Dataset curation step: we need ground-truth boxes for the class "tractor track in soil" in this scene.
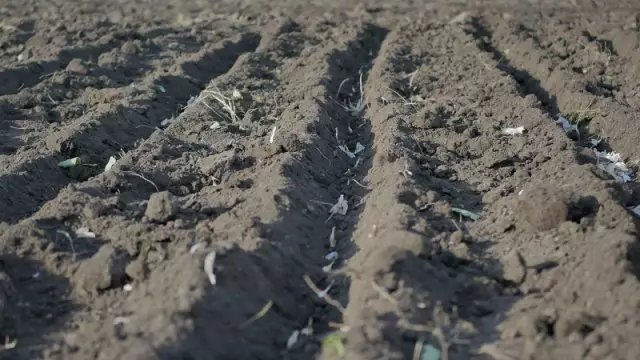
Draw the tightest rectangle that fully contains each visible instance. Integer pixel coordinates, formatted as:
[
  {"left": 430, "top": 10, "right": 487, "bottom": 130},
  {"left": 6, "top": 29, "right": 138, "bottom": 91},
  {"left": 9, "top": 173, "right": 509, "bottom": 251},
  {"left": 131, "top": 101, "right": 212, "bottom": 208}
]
[{"left": 1, "top": 1, "right": 640, "bottom": 360}]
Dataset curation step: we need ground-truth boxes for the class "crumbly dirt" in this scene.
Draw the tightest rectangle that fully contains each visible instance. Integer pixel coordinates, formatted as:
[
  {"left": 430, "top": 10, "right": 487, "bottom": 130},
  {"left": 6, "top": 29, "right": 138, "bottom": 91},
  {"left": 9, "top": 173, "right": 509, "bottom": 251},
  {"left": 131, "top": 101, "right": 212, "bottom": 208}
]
[{"left": 2, "top": 0, "right": 640, "bottom": 359}]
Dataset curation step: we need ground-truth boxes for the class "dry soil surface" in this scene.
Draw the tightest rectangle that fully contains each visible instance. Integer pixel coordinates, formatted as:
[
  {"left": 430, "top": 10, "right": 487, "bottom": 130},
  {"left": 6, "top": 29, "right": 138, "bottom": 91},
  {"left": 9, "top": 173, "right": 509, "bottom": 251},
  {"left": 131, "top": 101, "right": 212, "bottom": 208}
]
[{"left": 2, "top": 0, "right": 640, "bottom": 359}]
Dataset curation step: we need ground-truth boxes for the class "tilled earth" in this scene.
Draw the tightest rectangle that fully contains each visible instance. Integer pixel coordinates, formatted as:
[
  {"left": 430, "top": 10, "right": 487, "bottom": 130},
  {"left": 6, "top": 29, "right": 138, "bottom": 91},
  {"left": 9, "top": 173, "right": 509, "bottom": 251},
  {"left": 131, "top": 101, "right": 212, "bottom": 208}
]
[{"left": 2, "top": 0, "right": 640, "bottom": 359}]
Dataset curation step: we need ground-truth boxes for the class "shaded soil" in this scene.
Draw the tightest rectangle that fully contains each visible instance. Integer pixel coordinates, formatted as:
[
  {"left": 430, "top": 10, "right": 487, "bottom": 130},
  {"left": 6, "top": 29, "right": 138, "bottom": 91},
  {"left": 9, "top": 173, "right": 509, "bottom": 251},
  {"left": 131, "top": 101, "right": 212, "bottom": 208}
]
[{"left": 1, "top": 0, "right": 640, "bottom": 359}]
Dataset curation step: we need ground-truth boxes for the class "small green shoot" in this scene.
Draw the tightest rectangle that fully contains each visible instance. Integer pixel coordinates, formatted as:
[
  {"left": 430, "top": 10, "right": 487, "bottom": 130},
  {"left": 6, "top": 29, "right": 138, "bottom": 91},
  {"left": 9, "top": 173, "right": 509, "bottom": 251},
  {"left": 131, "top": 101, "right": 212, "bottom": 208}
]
[
  {"left": 494, "top": 48, "right": 509, "bottom": 64},
  {"left": 565, "top": 99, "right": 600, "bottom": 126},
  {"left": 322, "top": 332, "right": 345, "bottom": 357},
  {"left": 239, "top": 300, "right": 273, "bottom": 328},
  {"left": 564, "top": 109, "right": 597, "bottom": 125},
  {"left": 58, "top": 157, "right": 81, "bottom": 168},
  {"left": 0, "top": 22, "right": 17, "bottom": 32},
  {"left": 451, "top": 208, "right": 480, "bottom": 221},
  {"left": 421, "top": 344, "right": 441, "bottom": 360},
  {"left": 1, "top": 336, "right": 17, "bottom": 350}
]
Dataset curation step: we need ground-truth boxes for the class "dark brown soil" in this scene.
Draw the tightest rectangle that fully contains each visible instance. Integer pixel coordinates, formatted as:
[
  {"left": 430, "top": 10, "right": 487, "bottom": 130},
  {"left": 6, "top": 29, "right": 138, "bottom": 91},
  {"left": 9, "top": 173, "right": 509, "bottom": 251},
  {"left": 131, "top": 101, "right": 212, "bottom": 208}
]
[{"left": 2, "top": 1, "right": 640, "bottom": 359}]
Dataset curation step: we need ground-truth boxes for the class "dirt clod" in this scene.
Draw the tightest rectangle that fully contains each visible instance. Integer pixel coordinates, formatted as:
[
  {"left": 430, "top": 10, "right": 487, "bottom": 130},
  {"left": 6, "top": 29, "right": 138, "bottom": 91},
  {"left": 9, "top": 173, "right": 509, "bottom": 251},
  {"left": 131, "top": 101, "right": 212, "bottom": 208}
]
[
  {"left": 501, "top": 250, "right": 527, "bottom": 284},
  {"left": 514, "top": 186, "right": 569, "bottom": 231},
  {"left": 145, "top": 191, "right": 177, "bottom": 223},
  {"left": 73, "top": 245, "right": 126, "bottom": 295},
  {"left": 198, "top": 150, "right": 244, "bottom": 181},
  {"left": 66, "top": 59, "right": 89, "bottom": 75},
  {"left": 125, "top": 257, "right": 148, "bottom": 282}
]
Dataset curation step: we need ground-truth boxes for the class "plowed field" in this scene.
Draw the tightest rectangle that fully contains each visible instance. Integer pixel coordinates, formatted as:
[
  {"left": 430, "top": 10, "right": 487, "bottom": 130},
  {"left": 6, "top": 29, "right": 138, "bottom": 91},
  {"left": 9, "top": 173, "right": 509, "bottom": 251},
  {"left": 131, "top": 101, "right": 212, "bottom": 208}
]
[{"left": 2, "top": 1, "right": 640, "bottom": 359}]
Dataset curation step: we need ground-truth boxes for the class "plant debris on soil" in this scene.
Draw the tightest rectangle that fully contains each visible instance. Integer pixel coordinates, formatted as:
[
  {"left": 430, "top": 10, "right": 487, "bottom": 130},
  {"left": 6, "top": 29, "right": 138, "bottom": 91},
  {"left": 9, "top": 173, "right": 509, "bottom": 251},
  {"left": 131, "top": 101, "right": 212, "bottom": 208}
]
[{"left": 2, "top": 0, "right": 640, "bottom": 359}]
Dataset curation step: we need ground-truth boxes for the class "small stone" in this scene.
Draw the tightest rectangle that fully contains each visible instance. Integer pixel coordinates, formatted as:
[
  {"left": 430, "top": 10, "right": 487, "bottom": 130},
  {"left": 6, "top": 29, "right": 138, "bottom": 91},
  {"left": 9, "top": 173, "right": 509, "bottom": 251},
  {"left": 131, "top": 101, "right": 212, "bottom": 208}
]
[
  {"left": 145, "top": 191, "right": 177, "bottom": 223},
  {"left": 449, "top": 230, "right": 464, "bottom": 244},
  {"left": 451, "top": 242, "right": 471, "bottom": 260},
  {"left": 120, "top": 41, "right": 140, "bottom": 55},
  {"left": 425, "top": 190, "right": 439, "bottom": 203},
  {"left": 66, "top": 58, "right": 88, "bottom": 75},
  {"left": 462, "top": 126, "right": 479, "bottom": 138},
  {"left": 501, "top": 250, "right": 527, "bottom": 284}
]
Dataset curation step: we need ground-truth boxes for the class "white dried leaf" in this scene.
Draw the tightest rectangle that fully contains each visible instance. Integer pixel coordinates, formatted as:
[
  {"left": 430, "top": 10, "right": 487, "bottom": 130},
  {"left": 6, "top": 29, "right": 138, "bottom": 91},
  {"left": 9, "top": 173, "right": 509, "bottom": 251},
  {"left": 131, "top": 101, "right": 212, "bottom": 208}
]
[
  {"left": 301, "top": 326, "right": 313, "bottom": 336},
  {"left": 286, "top": 330, "right": 300, "bottom": 349},
  {"left": 339, "top": 143, "right": 365, "bottom": 159},
  {"left": 123, "top": 284, "right": 133, "bottom": 292},
  {"left": 104, "top": 156, "right": 117, "bottom": 172},
  {"left": 322, "top": 262, "right": 335, "bottom": 273},
  {"left": 113, "top": 317, "right": 130, "bottom": 325},
  {"left": 75, "top": 227, "right": 96, "bottom": 238},
  {"left": 186, "top": 95, "right": 198, "bottom": 106},
  {"left": 329, "top": 195, "right": 348, "bottom": 216},
  {"left": 325, "top": 251, "right": 338, "bottom": 261},
  {"left": 210, "top": 121, "right": 221, "bottom": 130},
  {"left": 189, "top": 243, "right": 204, "bottom": 254},
  {"left": 449, "top": 11, "right": 471, "bottom": 24},
  {"left": 596, "top": 150, "right": 623, "bottom": 163},
  {"left": 160, "top": 118, "right": 176, "bottom": 127},
  {"left": 323, "top": 252, "right": 339, "bottom": 272},
  {"left": 322, "top": 256, "right": 338, "bottom": 272},
  {"left": 502, "top": 126, "right": 525, "bottom": 135},
  {"left": 338, "top": 145, "right": 355, "bottom": 158},
  {"left": 597, "top": 162, "right": 631, "bottom": 182},
  {"left": 269, "top": 126, "right": 277, "bottom": 144},
  {"left": 204, "top": 251, "right": 217, "bottom": 285},
  {"left": 328, "top": 226, "right": 336, "bottom": 248},
  {"left": 595, "top": 150, "right": 632, "bottom": 183},
  {"left": 556, "top": 115, "right": 578, "bottom": 134},
  {"left": 317, "top": 280, "right": 335, "bottom": 299},
  {"left": 4, "top": 338, "right": 17, "bottom": 349}
]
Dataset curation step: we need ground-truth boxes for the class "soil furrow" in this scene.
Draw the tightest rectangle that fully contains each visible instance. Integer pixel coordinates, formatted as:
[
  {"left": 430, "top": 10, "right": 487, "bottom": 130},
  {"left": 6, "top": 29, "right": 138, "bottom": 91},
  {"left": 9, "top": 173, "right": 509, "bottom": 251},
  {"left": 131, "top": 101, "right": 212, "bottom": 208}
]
[
  {"left": 339, "top": 12, "right": 640, "bottom": 360},
  {"left": 0, "top": 31, "right": 260, "bottom": 224},
  {"left": 473, "top": 12, "right": 640, "bottom": 181},
  {"left": 340, "top": 19, "right": 511, "bottom": 360},
  {"left": 0, "top": 18, "right": 387, "bottom": 360}
]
